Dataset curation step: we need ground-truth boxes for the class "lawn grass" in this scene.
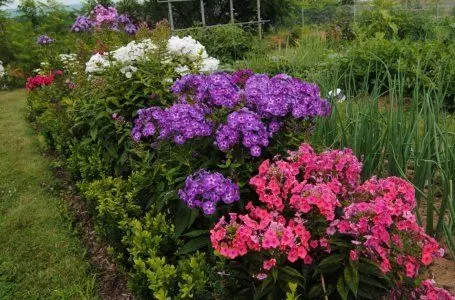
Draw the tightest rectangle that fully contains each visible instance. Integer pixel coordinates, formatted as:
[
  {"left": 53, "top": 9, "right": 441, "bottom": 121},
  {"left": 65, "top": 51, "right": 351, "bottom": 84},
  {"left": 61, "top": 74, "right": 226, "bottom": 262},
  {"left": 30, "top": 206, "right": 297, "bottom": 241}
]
[{"left": 0, "top": 89, "right": 98, "bottom": 299}]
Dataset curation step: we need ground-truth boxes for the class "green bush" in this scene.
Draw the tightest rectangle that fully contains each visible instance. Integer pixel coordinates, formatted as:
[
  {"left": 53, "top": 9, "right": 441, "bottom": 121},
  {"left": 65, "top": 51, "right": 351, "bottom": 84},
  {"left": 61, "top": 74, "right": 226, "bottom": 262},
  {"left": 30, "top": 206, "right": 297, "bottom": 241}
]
[{"left": 178, "top": 24, "right": 254, "bottom": 62}]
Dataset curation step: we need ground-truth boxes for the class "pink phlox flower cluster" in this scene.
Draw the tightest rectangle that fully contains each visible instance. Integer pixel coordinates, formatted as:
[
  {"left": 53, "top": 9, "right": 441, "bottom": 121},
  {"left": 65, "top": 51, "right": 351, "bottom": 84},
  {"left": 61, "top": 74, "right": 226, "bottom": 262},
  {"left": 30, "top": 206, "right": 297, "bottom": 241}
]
[
  {"left": 26, "top": 72, "right": 62, "bottom": 91},
  {"left": 211, "top": 143, "right": 447, "bottom": 287},
  {"left": 416, "top": 280, "right": 455, "bottom": 300},
  {"left": 332, "top": 176, "right": 443, "bottom": 277},
  {"left": 388, "top": 279, "right": 455, "bottom": 300},
  {"left": 210, "top": 202, "right": 315, "bottom": 267},
  {"left": 250, "top": 144, "right": 360, "bottom": 220}
]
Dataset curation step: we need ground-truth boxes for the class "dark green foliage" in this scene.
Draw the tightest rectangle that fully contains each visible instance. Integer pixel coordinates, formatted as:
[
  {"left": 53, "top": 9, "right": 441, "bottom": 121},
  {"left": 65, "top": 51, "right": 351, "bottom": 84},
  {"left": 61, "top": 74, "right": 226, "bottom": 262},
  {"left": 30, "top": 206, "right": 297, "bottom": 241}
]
[{"left": 178, "top": 24, "right": 255, "bottom": 62}]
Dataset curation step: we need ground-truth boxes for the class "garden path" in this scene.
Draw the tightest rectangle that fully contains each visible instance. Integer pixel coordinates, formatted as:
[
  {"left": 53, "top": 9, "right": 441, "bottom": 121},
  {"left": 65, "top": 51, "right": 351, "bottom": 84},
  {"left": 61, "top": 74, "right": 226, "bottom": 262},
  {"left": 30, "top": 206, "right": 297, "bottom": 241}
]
[{"left": 0, "top": 90, "right": 98, "bottom": 299}]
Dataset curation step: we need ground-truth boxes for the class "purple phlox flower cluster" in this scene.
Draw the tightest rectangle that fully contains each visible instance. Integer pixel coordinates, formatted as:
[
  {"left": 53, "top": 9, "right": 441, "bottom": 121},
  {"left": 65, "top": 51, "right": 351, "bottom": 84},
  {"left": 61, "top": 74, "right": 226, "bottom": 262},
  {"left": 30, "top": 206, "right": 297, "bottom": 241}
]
[
  {"left": 37, "top": 35, "right": 54, "bottom": 45},
  {"left": 171, "top": 73, "right": 240, "bottom": 108},
  {"left": 117, "top": 14, "right": 137, "bottom": 35},
  {"left": 132, "top": 108, "right": 156, "bottom": 142},
  {"left": 231, "top": 68, "right": 254, "bottom": 88},
  {"left": 215, "top": 108, "right": 271, "bottom": 157},
  {"left": 291, "top": 78, "right": 332, "bottom": 118},
  {"left": 71, "top": 16, "right": 93, "bottom": 32},
  {"left": 162, "top": 103, "right": 213, "bottom": 144},
  {"left": 124, "top": 23, "right": 138, "bottom": 35},
  {"left": 117, "top": 14, "right": 131, "bottom": 24},
  {"left": 178, "top": 170, "right": 240, "bottom": 215},
  {"left": 135, "top": 70, "right": 331, "bottom": 157},
  {"left": 245, "top": 74, "right": 331, "bottom": 119},
  {"left": 206, "top": 73, "right": 241, "bottom": 108},
  {"left": 131, "top": 104, "right": 213, "bottom": 145},
  {"left": 171, "top": 74, "right": 208, "bottom": 104},
  {"left": 92, "top": 4, "right": 118, "bottom": 26},
  {"left": 71, "top": 5, "right": 136, "bottom": 34}
]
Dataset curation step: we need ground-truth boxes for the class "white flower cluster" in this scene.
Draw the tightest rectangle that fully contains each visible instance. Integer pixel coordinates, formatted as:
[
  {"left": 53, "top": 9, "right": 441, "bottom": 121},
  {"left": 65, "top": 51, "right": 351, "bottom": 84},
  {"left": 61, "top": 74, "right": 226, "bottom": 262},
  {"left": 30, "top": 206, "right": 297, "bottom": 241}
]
[
  {"left": 59, "top": 53, "right": 77, "bottom": 65},
  {"left": 166, "top": 36, "right": 219, "bottom": 75},
  {"left": 59, "top": 53, "right": 79, "bottom": 75},
  {"left": 85, "top": 36, "right": 219, "bottom": 78},
  {"left": 85, "top": 39, "right": 156, "bottom": 75},
  {"left": 112, "top": 39, "right": 157, "bottom": 65},
  {"left": 86, "top": 53, "right": 112, "bottom": 74},
  {"left": 0, "top": 61, "right": 5, "bottom": 78}
]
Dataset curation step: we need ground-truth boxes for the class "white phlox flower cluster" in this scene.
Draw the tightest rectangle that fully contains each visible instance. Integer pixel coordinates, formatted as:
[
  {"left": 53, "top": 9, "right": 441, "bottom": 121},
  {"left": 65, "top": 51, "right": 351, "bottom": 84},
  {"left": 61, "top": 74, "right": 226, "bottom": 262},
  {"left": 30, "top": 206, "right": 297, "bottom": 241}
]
[
  {"left": 166, "top": 36, "right": 219, "bottom": 75},
  {"left": 85, "top": 36, "right": 219, "bottom": 78},
  {"left": 59, "top": 53, "right": 79, "bottom": 75},
  {"left": 111, "top": 39, "right": 157, "bottom": 65},
  {"left": 120, "top": 65, "right": 138, "bottom": 78},
  {"left": 85, "top": 39, "right": 156, "bottom": 76},
  {"left": 86, "top": 53, "right": 112, "bottom": 74}
]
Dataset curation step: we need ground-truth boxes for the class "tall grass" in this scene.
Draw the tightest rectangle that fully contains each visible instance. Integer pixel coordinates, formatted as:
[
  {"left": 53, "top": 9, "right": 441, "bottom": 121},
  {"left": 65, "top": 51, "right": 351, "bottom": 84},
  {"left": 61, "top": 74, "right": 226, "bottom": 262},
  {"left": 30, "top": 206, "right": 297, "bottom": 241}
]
[{"left": 312, "top": 66, "right": 455, "bottom": 257}]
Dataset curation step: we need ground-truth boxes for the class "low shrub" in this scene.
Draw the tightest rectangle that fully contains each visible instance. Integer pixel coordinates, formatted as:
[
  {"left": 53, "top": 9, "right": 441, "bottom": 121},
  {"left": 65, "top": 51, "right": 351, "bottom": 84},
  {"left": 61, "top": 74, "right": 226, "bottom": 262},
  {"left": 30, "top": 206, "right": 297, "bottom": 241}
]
[{"left": 178, "top": 24, "right": 255, "bottom": 63}]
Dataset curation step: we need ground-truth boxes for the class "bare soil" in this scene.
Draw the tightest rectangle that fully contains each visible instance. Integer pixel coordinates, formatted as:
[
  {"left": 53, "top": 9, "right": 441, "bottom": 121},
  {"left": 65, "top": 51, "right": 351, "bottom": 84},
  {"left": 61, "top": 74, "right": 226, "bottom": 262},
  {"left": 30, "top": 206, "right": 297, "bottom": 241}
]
[{"left": 50, "top": 161, "right": 134, "bottom": 300}]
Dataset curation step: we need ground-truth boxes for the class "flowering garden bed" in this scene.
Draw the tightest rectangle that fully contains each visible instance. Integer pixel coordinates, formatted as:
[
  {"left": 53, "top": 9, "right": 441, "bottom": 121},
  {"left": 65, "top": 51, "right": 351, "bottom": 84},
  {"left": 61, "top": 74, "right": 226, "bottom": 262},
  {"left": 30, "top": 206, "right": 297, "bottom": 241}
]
[{"left": 24, "top": 4, "right": 455, "bottom": 300}]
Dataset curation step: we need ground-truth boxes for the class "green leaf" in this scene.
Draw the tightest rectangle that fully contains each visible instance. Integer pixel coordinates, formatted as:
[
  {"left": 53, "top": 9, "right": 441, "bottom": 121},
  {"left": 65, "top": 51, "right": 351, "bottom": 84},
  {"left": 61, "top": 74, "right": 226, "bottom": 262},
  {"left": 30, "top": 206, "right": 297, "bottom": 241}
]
[
  {"left": 187, "top": 209, "right": 199, "bottom": 229},
  {"left": 357, "top": 288, "right": 376, "bottom": 299},
  {"left": 279, "top": 266, "right": 305, "bottom": 280},
  {"left": 337, "top": 275, "right": 349, "bottom": 300},
  {"left": 271, "top": 268, "right": 278, "bottom": 283},
  {"left": 90, "top": 128, "right": 98, "bottom": 140},
  {"left": 183, "top": 230, "right": 209, "bottom": 238},
  {"left": 313, "top": 254, "right": 343, "bottom": 276},
  {"left": 174, "top": 209, "right": 191, "bottom": 238},
  {"left": 359, "top": 275, "right": 388, "bottom": 290},
  {"left": 178, "top": 236, "right": 209, "bottom": 255},
  {"left": 307, "top": 284, "right": 323, "bottom": 299},
  {"left": 344, "top": 262, "right": 359, "bottom": 297}
]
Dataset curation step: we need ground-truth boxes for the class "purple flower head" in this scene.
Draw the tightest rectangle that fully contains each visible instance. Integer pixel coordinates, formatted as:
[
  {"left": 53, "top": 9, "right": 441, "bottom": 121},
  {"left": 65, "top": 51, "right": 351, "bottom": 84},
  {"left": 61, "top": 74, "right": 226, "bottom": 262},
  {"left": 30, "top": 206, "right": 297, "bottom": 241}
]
[
  {"left": 131, "top": 107, "right": 161, "bottom": 142},
  {"left": 92, "top": 5, "right": 118, "bottom": 26},
  {"left": 178, "top": 170, "right": 240, "bottom": 215},
  {"left": 215, "top": 108, "right": 269, "bottom": 157},
  {"left": 124, "top": 23, "right": 137, "bottom": 35},
  {"left": 290, "top": 78, "right": 331, "bottom": 118},
  {"left": 162, "top": 103, "right": 213, "bottom": 142},
  {"left": 206, "top": 73, "right": 241, "bottom": 108},
  {"left": 131, "top": 103, "right": 213, "bottom": 144},
  {"left": 171, "top": 74, "right": 208, "bottom": 104},
  {"left": 71, "top": 16, "right": 93, "bottom": 32},
  {"left": 245, "top": 74, "right": 331, "bottom": 119},
  {"left": 117, "top": 14, "right": 131, "bottom": 24},
  {"left": 267, "top": 120, "right": 281, "bottom": 136},
  {"left": 231, "top": 69, "right": 254, "bottom": 88},
  {"left": 245, "top": 74, "right": 293, "bottom": 118},
  {"left": 37, "top": 35, "right": 54, "bottom": 45}
]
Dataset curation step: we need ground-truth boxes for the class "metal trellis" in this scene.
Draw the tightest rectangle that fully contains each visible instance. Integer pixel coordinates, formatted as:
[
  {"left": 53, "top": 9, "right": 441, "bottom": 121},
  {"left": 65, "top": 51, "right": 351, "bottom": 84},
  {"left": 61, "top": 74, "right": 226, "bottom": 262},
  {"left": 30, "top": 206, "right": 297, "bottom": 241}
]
[{"left": 157, "top": 0, "right": 268, "bottom": 38}]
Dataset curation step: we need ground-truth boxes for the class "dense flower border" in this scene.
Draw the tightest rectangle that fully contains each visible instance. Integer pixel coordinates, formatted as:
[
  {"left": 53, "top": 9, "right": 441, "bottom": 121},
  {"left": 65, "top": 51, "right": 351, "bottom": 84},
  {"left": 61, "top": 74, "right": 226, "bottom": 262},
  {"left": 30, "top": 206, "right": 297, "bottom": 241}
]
[{"left": 209, "top": 143, "right": 446, "bottom": 288}]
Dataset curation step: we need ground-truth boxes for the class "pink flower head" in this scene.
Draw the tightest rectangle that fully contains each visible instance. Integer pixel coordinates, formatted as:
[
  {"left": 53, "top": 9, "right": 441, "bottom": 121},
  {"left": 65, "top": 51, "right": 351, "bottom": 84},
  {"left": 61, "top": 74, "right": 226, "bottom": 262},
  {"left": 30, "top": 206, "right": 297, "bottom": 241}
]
[{"left": 263, "top": 258, "right": 276, "bottom": 270}]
